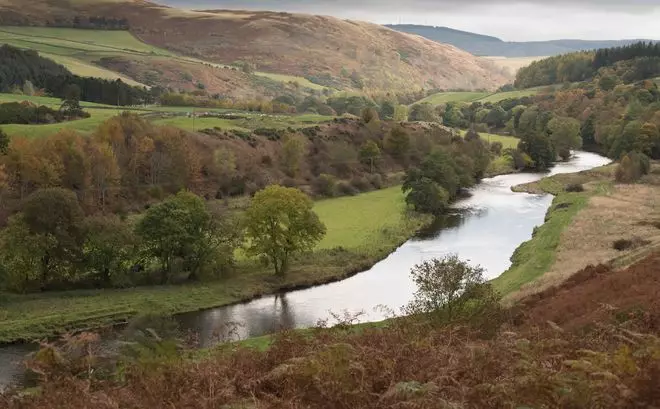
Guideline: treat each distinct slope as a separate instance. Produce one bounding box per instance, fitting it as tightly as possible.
[0,0,510,93]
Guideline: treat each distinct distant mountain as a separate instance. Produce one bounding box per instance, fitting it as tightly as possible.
[388,25,655,57]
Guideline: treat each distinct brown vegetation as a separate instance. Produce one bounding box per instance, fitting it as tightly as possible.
[3,252,660,408]
[0,0,511,94]
[514,166,660,300]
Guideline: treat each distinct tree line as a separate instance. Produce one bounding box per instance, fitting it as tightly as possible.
[0,45,154,106]
[515,41,660,89]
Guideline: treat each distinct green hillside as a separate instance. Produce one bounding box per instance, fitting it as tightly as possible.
[0,26,326,91]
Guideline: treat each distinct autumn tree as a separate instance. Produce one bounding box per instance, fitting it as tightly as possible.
[361,107,379,124]
[547,117,582,160]
[244,185,326,276]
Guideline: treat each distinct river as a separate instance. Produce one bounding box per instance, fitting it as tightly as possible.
[0,151,610,389]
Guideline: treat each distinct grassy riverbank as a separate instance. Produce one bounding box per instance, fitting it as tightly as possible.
[494,163,660,298]
[0,187,430,344]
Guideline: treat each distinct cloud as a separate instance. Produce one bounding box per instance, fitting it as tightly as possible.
[155,0,660,41]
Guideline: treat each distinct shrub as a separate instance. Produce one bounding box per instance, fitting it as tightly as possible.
[565,183,585,192]
[350,176,372,192]
[336,181,359,196]
[312,174,337,197]
[368,173,384,189]
[404,254,499,322]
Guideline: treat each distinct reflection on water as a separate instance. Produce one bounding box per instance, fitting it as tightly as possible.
[0,151,611,385]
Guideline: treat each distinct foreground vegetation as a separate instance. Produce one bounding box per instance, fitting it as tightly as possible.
[3,249,660,408]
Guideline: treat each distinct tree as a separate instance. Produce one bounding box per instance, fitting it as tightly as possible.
[21,188,86,288]
[580,114,597,147]
[244,185,326,276]
[0,214,49,293]
[359,140,381,172]
[547,117,582,160]
[408,103,438,122]
[23,80,35,96]
[135,191,213,284]
[83,215,136,286]
[361,107,379,124]
[402,150,463,215]
[518,132,556,170]
[379,100,396,120]
[615,152,650,183]
[402,176,449,214]
[281,135,306,178]
[0,128,9,155]
[404,254,493,321]
[485,106,506,128]
[384,126,411,163]
[393,104,408,121]
[442,103,464,127]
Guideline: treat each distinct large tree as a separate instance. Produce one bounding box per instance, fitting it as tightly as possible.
[547,117,582,161]
[21,188,86,287]
[136,191,215,284]
[244,185,326,276]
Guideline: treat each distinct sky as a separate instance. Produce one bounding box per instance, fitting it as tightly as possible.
[156,0,660,41]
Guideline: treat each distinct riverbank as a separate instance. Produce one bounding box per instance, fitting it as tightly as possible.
[0,186,431,344]
[495,162,660,300]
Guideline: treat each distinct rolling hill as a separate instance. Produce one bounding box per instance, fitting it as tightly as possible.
[0,0,510,94]
[388,24,655,58]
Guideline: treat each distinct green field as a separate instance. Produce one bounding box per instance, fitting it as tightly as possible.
[315,187,409,250]
[477,88,543,103]
[153,112,334,132]
[459,130,519,149]
[416,91,490,105]
[1,108,129,138]
[416,87,545,106]
[0,186,428,343]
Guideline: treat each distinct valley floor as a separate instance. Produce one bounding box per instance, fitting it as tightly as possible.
[0,187,430,344]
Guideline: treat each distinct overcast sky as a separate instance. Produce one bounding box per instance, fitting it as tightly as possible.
[156,0,660,41]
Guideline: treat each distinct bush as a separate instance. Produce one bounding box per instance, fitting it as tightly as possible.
[350,176,372,192]
[565,183,584,192]
[336,181,359,196]
[312,174,337,197]
[616,152,651,183]
[368,173,384,189]
[404,254,500,323]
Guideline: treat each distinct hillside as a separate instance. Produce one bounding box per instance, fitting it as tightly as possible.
[388,24,655,57]
[0,0,510,94]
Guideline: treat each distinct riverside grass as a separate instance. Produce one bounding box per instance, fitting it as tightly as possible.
[0,187,429,344]
[493,166,616,296]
